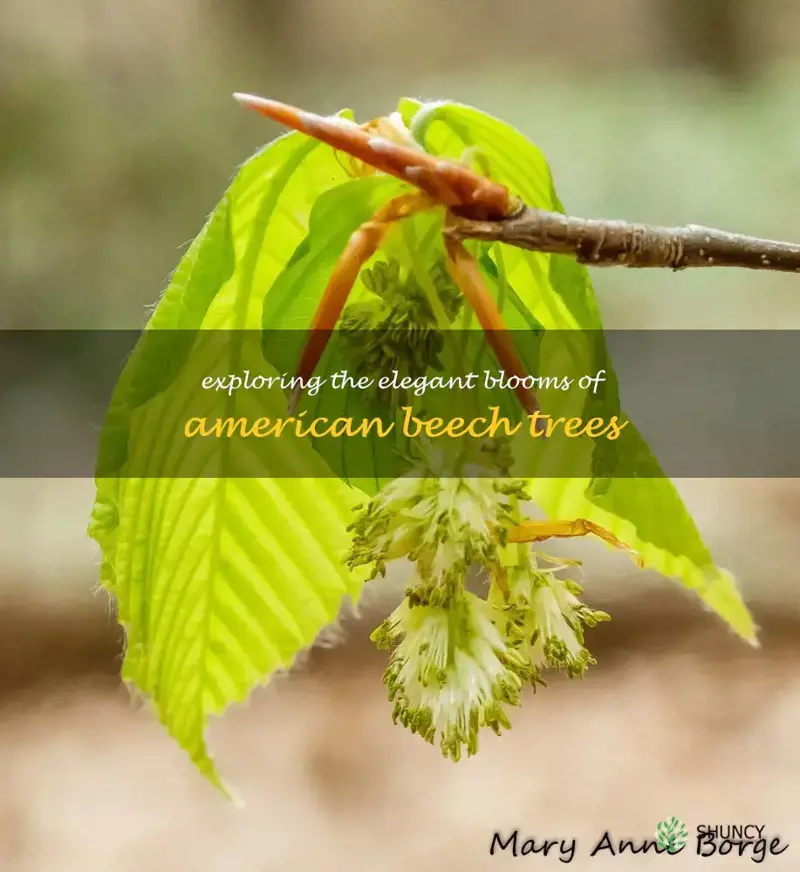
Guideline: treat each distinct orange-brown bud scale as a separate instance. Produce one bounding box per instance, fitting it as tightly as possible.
[233,94,514,221]
[236,93,534,415]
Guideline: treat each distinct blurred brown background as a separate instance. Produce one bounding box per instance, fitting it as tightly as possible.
[2,1,800,869]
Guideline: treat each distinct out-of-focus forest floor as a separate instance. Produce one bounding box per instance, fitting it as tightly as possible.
[1,590,800,871]
[1,478,799,870]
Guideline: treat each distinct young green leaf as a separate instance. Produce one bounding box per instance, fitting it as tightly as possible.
[89,123,372,793]
[399,98,756,645]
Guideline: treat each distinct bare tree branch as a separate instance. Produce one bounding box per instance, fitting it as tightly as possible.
[451,206,800,273]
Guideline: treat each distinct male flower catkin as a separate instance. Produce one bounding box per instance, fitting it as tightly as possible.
[340,258,462,406]
[346,443,532,758]
[346,442,528,607]
[490,556,611,683]
[372,591,534,761]
[346,438,611,760]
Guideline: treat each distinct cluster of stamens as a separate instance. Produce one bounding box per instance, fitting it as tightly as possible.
[340,259,462,406]
[347,440,610,761]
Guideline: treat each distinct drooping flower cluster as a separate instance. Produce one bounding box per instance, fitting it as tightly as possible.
[373,592,534,761]
[346,442,526,607]
[490,555,611,683]
[347,442,613,761]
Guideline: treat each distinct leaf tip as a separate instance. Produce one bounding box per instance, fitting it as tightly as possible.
[743,631,761,650]
[701,566,759,648]
[218,778,247,809]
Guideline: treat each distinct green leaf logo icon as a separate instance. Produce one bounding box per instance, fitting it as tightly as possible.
[656,817,689,853]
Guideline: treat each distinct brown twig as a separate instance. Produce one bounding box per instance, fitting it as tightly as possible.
[451,206,800,273]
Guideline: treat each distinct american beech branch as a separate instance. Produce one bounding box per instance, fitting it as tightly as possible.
[452,206,800,272]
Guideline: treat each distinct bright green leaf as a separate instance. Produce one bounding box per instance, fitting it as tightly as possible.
[261,174,411,329]
[89,123,372,793]
[258,173,544,491]
[400,98,756,645]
